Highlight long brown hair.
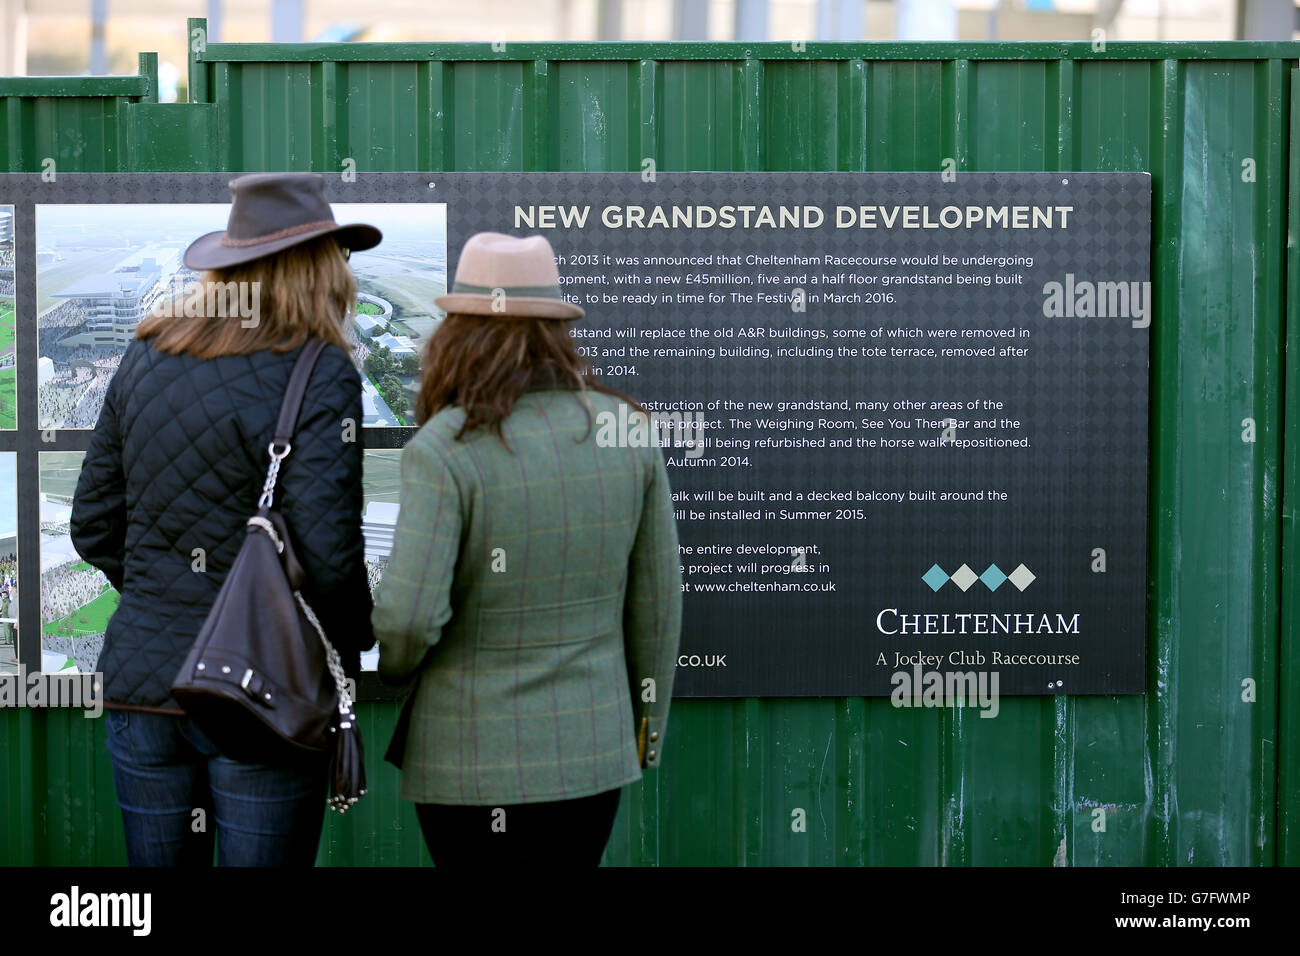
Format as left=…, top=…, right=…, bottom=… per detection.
left=135, top=236, right=355, bottom=357
left=415, top=313, right=641, bottom=441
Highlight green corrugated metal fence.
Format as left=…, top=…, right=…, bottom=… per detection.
left=1, top=22, right=1298, bottom=865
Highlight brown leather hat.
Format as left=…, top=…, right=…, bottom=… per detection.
left=184, top=172, right=382, bottom=270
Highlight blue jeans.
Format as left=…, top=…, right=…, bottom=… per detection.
left=104, top=709, right=330, bottom=867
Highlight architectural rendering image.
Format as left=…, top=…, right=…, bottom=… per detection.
left=36, top=202, right=445, bottom=428
left=0, top=206, right=14, bottom=428
left=0, top=453, right=15, bottom=676
left=38, top=451, right=111, bottom=673
left=360, top=448, right=402, bottom=671
left=36, top=448, right=411, bottom=674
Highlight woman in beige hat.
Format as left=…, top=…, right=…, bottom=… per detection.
left=372, top=232, right=683, bottom=866
left=71, top=172, right=380, bottom=866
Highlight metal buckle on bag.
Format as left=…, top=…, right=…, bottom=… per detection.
left=267, top=441, right=292, bottom=460
left=240, top=668, right=273, bottom=705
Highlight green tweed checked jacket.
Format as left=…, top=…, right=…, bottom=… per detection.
left=371, top=384, right=683, bottom=805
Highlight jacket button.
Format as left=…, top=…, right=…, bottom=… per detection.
left=649, top=732, right=659, bottom=742
left=647, top=750, right=657, bottom=760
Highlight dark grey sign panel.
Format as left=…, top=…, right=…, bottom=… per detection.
left=0, top=172, right=1150, bottom=699
left=444, top=172, right=1151, bottom=697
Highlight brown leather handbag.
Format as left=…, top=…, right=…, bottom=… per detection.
left=171, top=338, right=365, bottom=813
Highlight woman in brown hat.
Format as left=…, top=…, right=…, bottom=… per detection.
left=372, top=232, right=683, bottom=866
left=70, top=172, right=380, bottom=866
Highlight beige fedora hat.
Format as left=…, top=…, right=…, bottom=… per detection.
left=435, top=232, right=584, bottom=320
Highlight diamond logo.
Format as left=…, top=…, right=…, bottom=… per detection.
left=922, top=564, right=949, bottom=592
left=980, top=564, right=1007, bottom=591
left=950, top=564, right=978, bottom=591
left=1008, top=563, right=1037, bottom=591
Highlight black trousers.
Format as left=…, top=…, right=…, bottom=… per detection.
left=415, top=787, right=622, bottom=866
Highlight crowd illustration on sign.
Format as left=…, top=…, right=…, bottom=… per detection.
left=1, top=453, right=16, bottom=676
left=38, top=452, right=110, bottom=673
left=32, top=449, right=404, bottom=673
left=36, top=202, right=447, bottom=429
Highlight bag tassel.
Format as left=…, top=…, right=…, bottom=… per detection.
left=296, top=590, right=367, bottom=813
left=329, top=704, right=367, bottom=813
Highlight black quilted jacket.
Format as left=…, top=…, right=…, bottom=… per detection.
left=70, top=336, right=374, bottom=709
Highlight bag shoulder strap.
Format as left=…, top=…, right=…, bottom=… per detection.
left=273, top=339, right=329, bottom=447
left=256, top=339, right=328, bottom=512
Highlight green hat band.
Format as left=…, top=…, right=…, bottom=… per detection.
left=451, top=281, right=565, bottom=300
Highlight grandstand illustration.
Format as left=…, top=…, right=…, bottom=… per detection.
left=37, top=202, right=447, bottom=429
left=36, top=215, right=191, bottom=429
left=359, top=449, right=405, bottom=670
